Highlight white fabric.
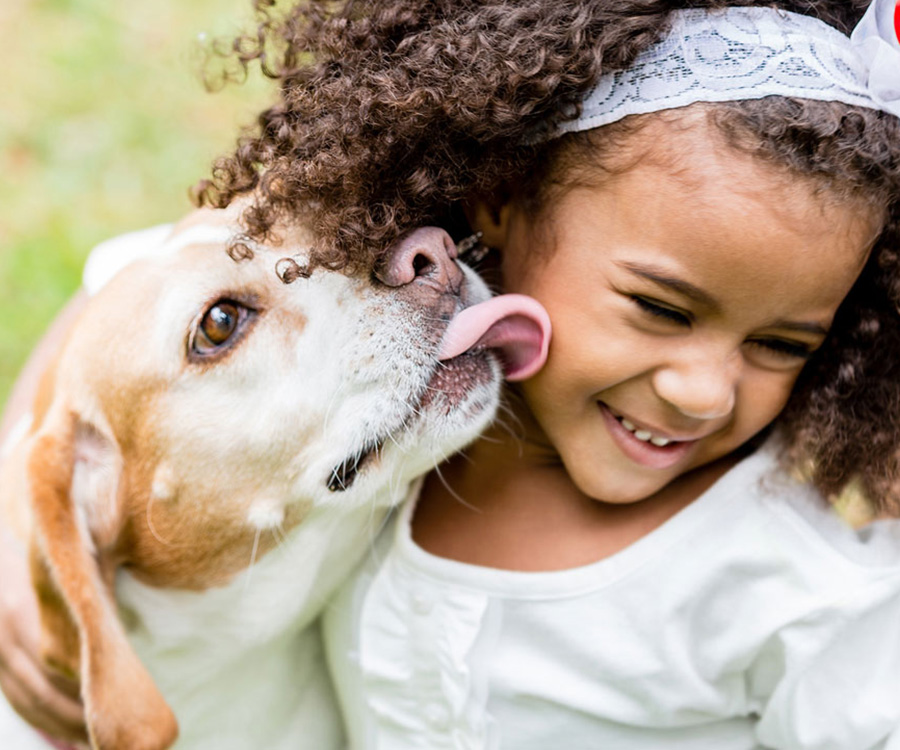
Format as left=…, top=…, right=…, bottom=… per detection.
left=323, top=444, right=900, bottom=749
left=555, top=3, right=900, bottom=137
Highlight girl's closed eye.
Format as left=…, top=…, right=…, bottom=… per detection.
left=630, top=295, right=816, bottom=361
left=630, top=295, right=692, bottom=326
left=745, top=337, right=814, bottom=361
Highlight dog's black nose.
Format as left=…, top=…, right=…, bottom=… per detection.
left=375, top=227, right=464, bottom=294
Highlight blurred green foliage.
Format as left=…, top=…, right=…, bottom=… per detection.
left=0, top=0, right=274, bottom=406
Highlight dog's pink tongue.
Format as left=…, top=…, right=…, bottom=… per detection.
left=438, top=294, right=551, bottom=381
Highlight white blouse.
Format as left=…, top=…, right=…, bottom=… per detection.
left=323, top=444, right=900, bottom=750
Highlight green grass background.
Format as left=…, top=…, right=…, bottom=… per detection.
left=0, top=0, right=273, bottom=407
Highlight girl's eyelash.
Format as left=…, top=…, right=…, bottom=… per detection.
left=631, top=295, right=815, bottom=360
left=746, top=338, right=814, bottom=360
left=631, top=296, right=691, bottom=325
left=631, top=295, right=814, bottom=359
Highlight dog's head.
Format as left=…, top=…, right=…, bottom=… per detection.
left=11, top=207, right=549, bottom=749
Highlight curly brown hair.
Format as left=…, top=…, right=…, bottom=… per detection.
left=195, top=0, right=900, bottom=514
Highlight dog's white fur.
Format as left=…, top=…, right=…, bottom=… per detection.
left=0, top=207, right=501, bottom=749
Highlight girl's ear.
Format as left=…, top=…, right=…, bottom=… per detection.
left=464, top=195, right=512, bottom=250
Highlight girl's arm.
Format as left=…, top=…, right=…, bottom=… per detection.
left=0, top=291, right=89, bottom=745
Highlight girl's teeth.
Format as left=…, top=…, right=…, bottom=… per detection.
left=616, top=415, right=672, bottom=447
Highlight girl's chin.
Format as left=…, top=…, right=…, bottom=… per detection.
left=567, top=461, right=677, bottom=506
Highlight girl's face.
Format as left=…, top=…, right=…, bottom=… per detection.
left=480, top=121, right=879, bottom=505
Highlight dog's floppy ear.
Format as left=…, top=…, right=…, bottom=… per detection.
left=27, top=410, right=178, bottom=750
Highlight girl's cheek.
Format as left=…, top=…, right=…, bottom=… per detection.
left=739, top=369, right=800, bottom=429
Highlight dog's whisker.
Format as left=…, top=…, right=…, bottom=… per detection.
left=454, top=447, right=477, bottom=465
left=498, top=405, right=525, bottom=435
left=322, top=380, right=350, bottom=442
left=146, top=495, right=180, bottom=548
left=498, top=393, right=525, bottom=427
left=328, top=466, right=347, bottom=492
left=488, top=421, right=525, bottom=459
left=241, top=527, right=264, bottom=596
left=492, top=406, right=529, bottom=458
left=249, top=526, right=263, bottom=568
left=271, top=523, right=289, bottom=551
left=390, top=433, right=411, bottom=456
left=385, top=430, right=405, bottom=452
left=365, top=494, right=383, bottom=560
left=479, top=418, right=514, bottom=444
left=279, top=523, right=312, bottom=569
left=272, top=517, right=308, bottom=568
left=432, top=461, right=482, bottom=514
left=362, top=464, right=403, bottom=571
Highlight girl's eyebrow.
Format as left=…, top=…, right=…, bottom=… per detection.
left=768, top=320, right=829, bottom=337
left=616, top=261, right=720, bottom=311
left=617, top=261, right=830, bottom=337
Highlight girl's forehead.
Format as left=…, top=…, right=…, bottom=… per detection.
left=510, top=122, right=878, bottom=320
left=550, top=110, right=878, bottom=219
left=547, top=114, right=880, bottom=258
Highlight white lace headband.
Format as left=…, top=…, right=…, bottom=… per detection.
left=555, top=0, right=900, bottom=136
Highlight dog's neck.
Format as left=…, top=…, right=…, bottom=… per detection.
left=116, top=483, right=413, bottom=749
left=116, top=487, right=408, bottom=648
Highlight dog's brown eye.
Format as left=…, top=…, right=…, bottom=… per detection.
left=192, top=301, right=248, bottom=356
left=202, top=303, right=239, bottom=344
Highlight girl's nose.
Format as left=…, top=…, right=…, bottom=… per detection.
left=651, top=351, right=741, bottom=421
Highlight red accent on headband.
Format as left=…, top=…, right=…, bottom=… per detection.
left=895, top=1, right=900, bottom=46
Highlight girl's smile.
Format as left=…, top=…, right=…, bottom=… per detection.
left=599, top=403, right=698, bottom=470
left=479, top=117, right=880, bottom=507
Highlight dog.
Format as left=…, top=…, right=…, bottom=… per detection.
left=0, top=204, right=550, bottom=750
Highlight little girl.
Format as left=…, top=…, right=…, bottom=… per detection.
left=198, top=0, right=900, bottom=747
left=4, top=0, right=900, bottom=748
